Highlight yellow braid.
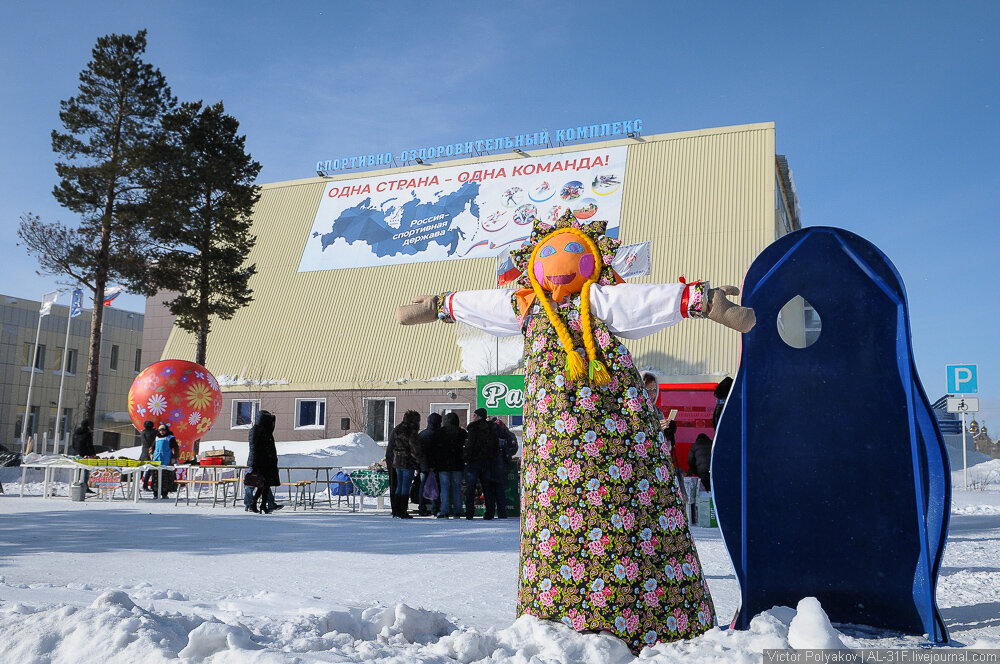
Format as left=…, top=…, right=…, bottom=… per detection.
left=527, top=228, right=611, bottom=385
left=528, top=245, right=585, bottom=382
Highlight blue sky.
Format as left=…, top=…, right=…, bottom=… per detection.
left=2, top=1, right=997, bottom=421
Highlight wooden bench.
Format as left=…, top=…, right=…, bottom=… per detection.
left=174, top=479, right=233, bottom=507
left=279, top=480, right=314, bottom=511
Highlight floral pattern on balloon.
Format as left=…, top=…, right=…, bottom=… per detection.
left=128, top=360, right=223, bottom=460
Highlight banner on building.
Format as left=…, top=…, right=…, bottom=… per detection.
left=476, top=374, right=525, bottom=416
left=299, top=146, right=628, bottom=272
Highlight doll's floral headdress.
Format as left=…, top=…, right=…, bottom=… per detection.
left=509, top=209, right=621, bottom=289
left=510, top=209, right=622, bottom=386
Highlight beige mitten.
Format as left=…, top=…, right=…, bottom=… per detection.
left=395, top=295, right=440, bottom=325
left=706, top=285, right=756, bottom=333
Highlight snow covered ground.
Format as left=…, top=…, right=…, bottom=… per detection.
left=1, top=440, right=998, bottom=663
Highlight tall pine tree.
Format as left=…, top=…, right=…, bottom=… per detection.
left=144, top=100, right=261, bottom=366
left=18, top=30, right=174, bottom=428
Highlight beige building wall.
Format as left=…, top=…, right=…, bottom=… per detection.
left=1, top=295, right=144, bottom=451
left=151, top=122, right=801, bottom=444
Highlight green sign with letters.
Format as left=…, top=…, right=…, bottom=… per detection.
left=476, top=375, right=525, bottom=416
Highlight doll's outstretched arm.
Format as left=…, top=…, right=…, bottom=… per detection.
left=590, top=282, right=755, bottom=338
left=396, top=290, right=521, bottom=337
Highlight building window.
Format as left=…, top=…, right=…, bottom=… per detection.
left=134, top=348, right=142, bottom=372
left=510, top=415, right=524, bottom=427
left=363, top=398, right=396, bottom=443
left=231, top=399, right=260, bottom=429
left=23, top=343, right=46, bottom=371
left=110, top=344, right=119, bottom=371
left=59, top=409, right=73, bottom=441
left=16, top=406, right=40, bottom=438
left=55, top=347, right=78, bottom=375
left=430, top=402, right=471, bottom=424
left=295, top=398, right=326, bottom=429
left=340, top=417, right=351, bottom=431
left=103, top=431, right=121, bottom=451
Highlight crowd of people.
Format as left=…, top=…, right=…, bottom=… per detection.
left=70, top=376, right=730, bottom=519
left=385, top=407, right=519, bottom=520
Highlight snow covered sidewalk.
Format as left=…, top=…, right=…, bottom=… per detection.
left=1, top=489, right=999, bottom=663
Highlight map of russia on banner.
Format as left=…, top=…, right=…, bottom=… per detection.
left=298, top=146, right=628, bottom=272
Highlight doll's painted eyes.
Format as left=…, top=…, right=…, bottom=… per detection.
left=564, top=241, right=584, bottom=254
left=539, top=245, right=557, bottom=257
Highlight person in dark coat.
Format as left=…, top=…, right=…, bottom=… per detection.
left=712, top=376, right=733, bottom=429
left=248, top=410, right=280, bottom=514
left=72, top=419, right=95, bottom=457
left=389, top=410, right=421, bottom=519
left=687, top=433, right=713, bottom=492
left=416, top=412, right=443, bottom=516
left=139, top=420, right=156, bottom=491
left=463, top=408, right=499, bottom=520
left=243, top=423, right=279, bottom=512
left=385, top=431, right=397, bottom=507
left=71, top=419, right=96, bottom=491
left=434, top=412, right=467, bottom=518
left=488, top=417, right=519, bottom=519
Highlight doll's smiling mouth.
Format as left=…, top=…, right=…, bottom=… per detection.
left=548, top=274, right=577, bottom=284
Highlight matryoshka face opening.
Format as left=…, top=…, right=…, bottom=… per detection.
left=531, top=230, right=600, bottom=302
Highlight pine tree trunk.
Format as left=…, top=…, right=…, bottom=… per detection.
left=84, top=222, right=111, bottom=430
left=84, top=106, right=123, bottom=430
left=195, top=200, right=210, bottom=368
left=196, top=319, right=208, bottom=367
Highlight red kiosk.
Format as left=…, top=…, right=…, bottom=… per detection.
left=652, top=382, right=720, bottom=474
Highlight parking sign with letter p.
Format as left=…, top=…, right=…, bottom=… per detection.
left=946, top=364, right=978, bottom=394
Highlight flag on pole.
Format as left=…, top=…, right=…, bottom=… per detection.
left=611, top=242, right=652, bottom=279
left=39, top=291, right=59, bottom=317
left=70, top=288, right=83, bottom=317
left=496, top=248, right=521, bottom=287
left=103, top=286, right=123, bottom=307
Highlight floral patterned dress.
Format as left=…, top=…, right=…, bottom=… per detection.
left=439, top=287, right=716, bottom=653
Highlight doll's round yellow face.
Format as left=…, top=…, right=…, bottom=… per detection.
left=532, top=232, right=599, bottom=301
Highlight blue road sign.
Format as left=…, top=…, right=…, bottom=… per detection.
left=946, top=364, right=978, bottom=394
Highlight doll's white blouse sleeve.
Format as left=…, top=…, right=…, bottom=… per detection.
left=589, top=283, right=688, bottom=339
left=444, top=283, right=689, bottom=339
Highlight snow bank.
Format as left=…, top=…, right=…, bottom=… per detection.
left=106, top=432, right=384, bottom=477
left=216, top=375, right=289, bottom=387
left=199, top=432, right=384, bottom=470
left=0, top=590, right=834, bottom=664
left=6, top=585, right=969, bottom=664
left=953, top=458, right=1000, bottom=490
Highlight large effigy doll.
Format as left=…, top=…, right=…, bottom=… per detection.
left=396, top=210, right=755, bottom=653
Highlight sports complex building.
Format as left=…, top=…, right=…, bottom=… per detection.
left=142, top=121, right=803, bottom=447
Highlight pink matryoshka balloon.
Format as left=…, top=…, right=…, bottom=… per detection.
left=128, top=360, right=223, bottom=460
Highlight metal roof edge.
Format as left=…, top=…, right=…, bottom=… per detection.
left=262, top=122, right=778, bottom=189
